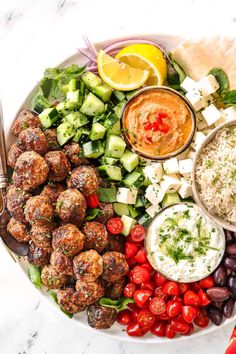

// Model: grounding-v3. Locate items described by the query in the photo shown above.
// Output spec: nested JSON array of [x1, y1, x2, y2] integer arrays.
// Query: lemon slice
[[97, 50, 149, 91], [115, 44, 167, 86]]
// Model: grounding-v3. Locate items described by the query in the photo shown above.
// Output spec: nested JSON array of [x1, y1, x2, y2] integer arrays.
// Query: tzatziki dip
[[145, 203, 225, 282]]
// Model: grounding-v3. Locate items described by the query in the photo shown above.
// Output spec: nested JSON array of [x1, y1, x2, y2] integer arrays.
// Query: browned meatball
[[95, 202, 114, 224], [6, 185, 31, 224], [75, 279, 104, 306], [17, 128, 49, 155], [7, 217, 30, 242], [57, 288, 86, 314], [27, 241, 51, 267], [13, 151, 49, 191], [101, 252, 129, 282], [103, 277, 126, 300], [41, 183, 65, 208], [67, 166, 99, 196], [30, 224, 53, 250], [44, 128, 60, 151], [45, 151, 71, 182], [11, 110, 41, 137], [41, 265, 69, 289], [24, 196, 54, 226], [82, 221, 108, 253], [73, 250, 103, 282], [56, 188, 86, 226], [52, 224, 84, 257], [63, 142, 89, 166], [50, 251, 74, 276], [7, 143, 23, 168], [87, 303, 117, 329], [106, 234, 125, 253]]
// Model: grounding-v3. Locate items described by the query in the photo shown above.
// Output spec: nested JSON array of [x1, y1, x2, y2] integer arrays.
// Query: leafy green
[[167, 53, 186, 87], [49, 291, 73, 318], [99, 297, 134, 311], [222, 90, 236, 105], [28, 264, 41, 289], [209, 68, 230, 96], [86, 208, 100, 221], [98, 187, 117, 202]]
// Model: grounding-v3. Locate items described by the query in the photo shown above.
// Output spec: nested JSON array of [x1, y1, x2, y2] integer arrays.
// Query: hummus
[[122, 88, 194, 159]]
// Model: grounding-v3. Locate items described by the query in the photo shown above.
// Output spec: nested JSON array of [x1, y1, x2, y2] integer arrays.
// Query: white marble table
[[1, 0, 236, 353]]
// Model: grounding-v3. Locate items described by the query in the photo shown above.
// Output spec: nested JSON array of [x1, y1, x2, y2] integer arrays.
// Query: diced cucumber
[[121, 215, 137, 236], [100, 156, 118, 165], [67, 90, 79, 103], [79, 81, 85, 107], [108, 120, 121, 135], [114, 100, 126, 118], [126, 89, 139, 100], [62, 84, 69, 94], [104, 114, 120, 135], [57, 122, 76, 146], [105, 134, 126, 158], [56, 100, 77, 116], [80, 93, 105, 116], [32, 95, 50, 113], [112, 90, 126, 103], [162, 192, 180, 208], [68, 78, 77, 92], [138, 213, 152, 227], [123, 171, 144, 188], [135, 195, 148, 208], [63, 112, 88, 128], [128, 205, 140, 218], [113, 203, 130, 216], [98, 165, 122, 181], [39, 107, 59, 128], [120, 150, 139, 172], [83, 141, 104, 158], [98, 187, 117, 202], [90, 122, 106, 141], [82, 71, 102, 91], [73, 127, 90, 143], [94, 84, 112, 102]]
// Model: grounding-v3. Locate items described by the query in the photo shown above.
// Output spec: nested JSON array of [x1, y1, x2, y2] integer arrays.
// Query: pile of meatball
[[6, 109, 129, 329]]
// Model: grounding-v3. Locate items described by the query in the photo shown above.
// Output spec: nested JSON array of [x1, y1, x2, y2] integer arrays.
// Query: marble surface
[[1, 0, 236, 353]]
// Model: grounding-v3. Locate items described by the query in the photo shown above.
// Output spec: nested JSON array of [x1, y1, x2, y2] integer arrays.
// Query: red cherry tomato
[[163, 281, 180, 296], [137, 309, 155, 329], [159, 312, 170, 320], [172, 295, 183, 303], [107, 217, 124, 234], [184, 290, 201, 306], [165, 323, 176, 339], [86, 193, 99, 208], [151, 321, 166, 337], [134, 289, 152, 308], [141, 262, 153, 273], [126, 256, 137, 267], [131, 307, 139, 322], [132, 265, 150, 285], [182, 306, 197, 323], [140, 281, 155, 293], [171, 319, 189, 334], [130, 224, 146, 242], [134, 247, 147, 264], [179, 283, 190, 294], [149, 297, 166, 315], [117, 309, 132, 326], [197, 289, 211, 307], [154, 286, 169, 301], [125, 242, 138, 259], [154, 272, 167, 287], [127, 322, 144, 337], [183, 323, 194, 336], [166, 300, 182, 318], [190, 282, 201, 292], [124, 283, 136, 298], [199, 276, 215, 289], [194, 309, 209, 328]]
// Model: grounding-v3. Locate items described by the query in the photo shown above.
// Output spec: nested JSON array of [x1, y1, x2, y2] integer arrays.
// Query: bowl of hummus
[[121, 86, 196, 160]]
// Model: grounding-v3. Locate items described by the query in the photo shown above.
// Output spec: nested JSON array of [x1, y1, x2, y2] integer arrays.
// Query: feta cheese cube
[[223, 106, 236, 121], [179, 159, 193, 176], [196, 112, 208, 130], [145, 184, 165, 205], [192, 132, 206, 151], [180, 76, 199, 92], [187, 150, 196, 160], [201, 104, 222, 126], [198, 75, 219, 96], [163, 158, 180, 174], [143, 163, 163, 184], [185, 89, 206, 111], [117, 188, 138, 204], [178, 178, 193, 199], [160, 174, 181, 194], [145, 204, 161, 218]]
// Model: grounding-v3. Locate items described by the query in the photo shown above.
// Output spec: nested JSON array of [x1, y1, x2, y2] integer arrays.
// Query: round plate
[[4, 33, 235, 343]]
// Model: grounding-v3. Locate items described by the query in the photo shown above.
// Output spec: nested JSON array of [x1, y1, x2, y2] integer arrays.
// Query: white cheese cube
[[198, 75, 219, 96], [185, 89, 206, 111], [160, 174, 181, 194], [179, 159, 193, 176], [143, 163, 163, 184], [117, 188, 138, 204], [163, 158, 180, 174], [196, 112, 208, 130], [146, 204, 161, 218], [192, 132, 206, 151], [201, 104, 222, 126], [187, 150, 196, 160], [223, 106, 236, 121], [180, 76, 199, 92], [178, 177, 193, 198], [145, 184, 165, 205]]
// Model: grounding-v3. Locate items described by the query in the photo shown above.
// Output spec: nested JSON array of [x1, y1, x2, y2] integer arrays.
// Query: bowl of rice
[[192, 119, 236, 232]]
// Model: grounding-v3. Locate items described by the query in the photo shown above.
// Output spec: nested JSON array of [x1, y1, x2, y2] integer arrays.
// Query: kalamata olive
[[227, 275, 236, 297], [226, 243, 236, 255], [225, 230, 234, 242], [213, 266, 227, 286], [207, 306, 223, 326], [212, 301, 224, 309], [223, 298, 235, 318], [224, 257, 236, 272], [206, 287, 230, 301]]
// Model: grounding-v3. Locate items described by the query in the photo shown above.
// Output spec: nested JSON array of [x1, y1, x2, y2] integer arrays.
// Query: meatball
[[41, 183, 65, 208], [50, 251, 74, 276], [7, 143, 23, 168], [18, 128, 49, 155], [27, 241, 51, 267], [75, 279, 104, 306], [24, 196, 54, 226], [52, 224, 84, 257], [106, 234, 125, 253], [95, 202, 114, 224], [103, 277, 126, 300], [44, 128, 60, 151], [41, 265, 69, 289], [30, 224, 53, 250], [7, 217, 30, 242], [63, 142, 89, 166], [101, 252, 129, 282], [87, 303, 117, 329], [67, 166, 99, 196], [6, 185, 31, 224], [11, 110, 41, 137], [73, 250, 103, 282], [12, 151, 49, 191], [57, 288, 86, 314], [56, 188, 86, 226], [82, 221, 108, 253], [45, 151, 71, 182]]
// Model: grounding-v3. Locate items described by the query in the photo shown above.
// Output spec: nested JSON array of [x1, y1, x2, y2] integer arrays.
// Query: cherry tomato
[[86, 193, 99, 208], [130, 224, 146, 242], [179, 283, 190, 294], [149, 297, 166, 315], [154, 286, 169, 301], [134, 289, 152, 308], [190, 282, 201, 292], [134, 247, 147, 264], [154, 272, 167, 287], [132, 265, 150, 285], [131, 306, 139, 321], [124, 283, 136, 298], [184, 290, 200, 307], [199, 276, 215, 289], [137, 309, 155, 329], [171, 319, 189, 334], [172, 296, 183, 303], [163, 281, 180, 296], [127, 322, 144, 337], [194, 309, 209, 328], [126, 256, 137, 267], [125, 242, 138, 259], [166, 300, 182, 318], [182, 306, 197, 323], [183, 323, 194, 336], [165, 324, 176, 339], [107, 217, 124, 234], [159, 312, 170, 320], [117, 309, 132, 326], [141, 262, 153, 273], [197, 289, 211, 307], [151, 321, 166, 337], [140, 281, 155, 293]]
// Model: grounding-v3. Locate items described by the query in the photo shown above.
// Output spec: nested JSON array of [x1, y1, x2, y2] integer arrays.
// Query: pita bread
[[172, 35, 236, 89]]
